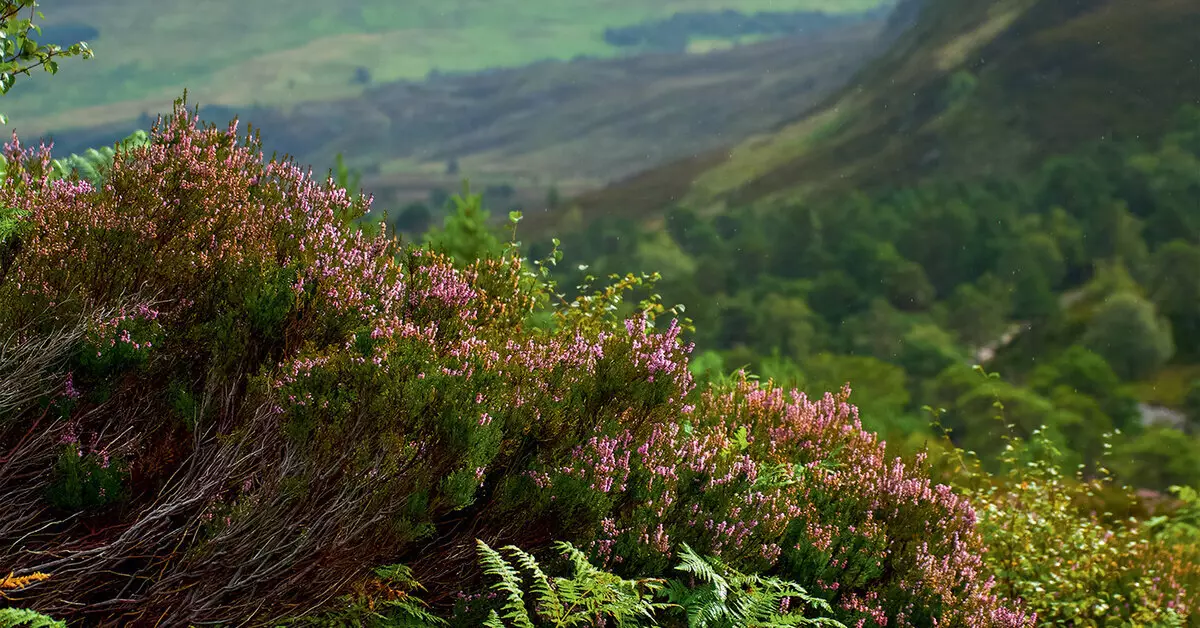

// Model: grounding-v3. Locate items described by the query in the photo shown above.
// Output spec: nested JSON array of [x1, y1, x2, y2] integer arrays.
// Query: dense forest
[[2, 1, 1200, 627], [520, 105, 1200, 492]]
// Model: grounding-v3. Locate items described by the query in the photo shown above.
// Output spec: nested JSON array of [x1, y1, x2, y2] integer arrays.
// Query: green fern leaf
[[669, 546, 845, 628], [0, 608, 66, 628], [372, 564, 423, 590], [482, 610, 506, 628], [476, 540, 534, 628], [675, 544, 728, 601], [505, 545, 565, 624]]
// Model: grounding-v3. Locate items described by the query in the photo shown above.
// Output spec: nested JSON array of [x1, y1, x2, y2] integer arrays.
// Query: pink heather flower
[[63, 372, 81, 399]]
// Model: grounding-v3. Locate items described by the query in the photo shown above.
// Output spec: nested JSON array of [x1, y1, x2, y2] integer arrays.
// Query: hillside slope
[[258, 23, 881, 182], [549, 0, 1200, 228], [10, 0, 886, 135], [42, 20, 887, 212]]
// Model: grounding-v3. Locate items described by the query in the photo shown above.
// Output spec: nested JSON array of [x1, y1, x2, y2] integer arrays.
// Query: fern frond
[[0, 608, 66, 628], [378, 597, 447, 628], [555, 541, 601, 580], [674, 544, 728, 601], [372, 564, 424, 590], [482, 610, 507, 628], [476, 540, 534, 628], [668, 548, 845, 628], [505, 545, 564, 624]]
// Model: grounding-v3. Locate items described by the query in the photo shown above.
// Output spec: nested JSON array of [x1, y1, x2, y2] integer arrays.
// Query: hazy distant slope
[[8, 0, 887, 135], [228, 22, 882, 184], [37, 14, 890, 214], [554, 0, 1200, 227]]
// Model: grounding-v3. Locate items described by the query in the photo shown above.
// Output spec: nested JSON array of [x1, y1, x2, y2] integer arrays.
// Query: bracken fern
[[668, 544, 843, 628], [477, 539, 668, 628], [0, 609, 64, 628]]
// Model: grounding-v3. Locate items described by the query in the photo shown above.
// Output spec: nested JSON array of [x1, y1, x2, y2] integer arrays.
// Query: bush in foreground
[[0, 99, 1033, 626]]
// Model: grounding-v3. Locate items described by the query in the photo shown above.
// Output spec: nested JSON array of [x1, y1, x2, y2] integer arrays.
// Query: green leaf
[[0, 608, 67, 628]]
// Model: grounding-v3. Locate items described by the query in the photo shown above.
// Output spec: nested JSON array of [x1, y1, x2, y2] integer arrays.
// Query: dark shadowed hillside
[[543, 0, 1200, 231]]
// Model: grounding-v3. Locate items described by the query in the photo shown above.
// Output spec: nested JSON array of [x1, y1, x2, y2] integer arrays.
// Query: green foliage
[[0, 609, 65, 628], [541, 102, 1200, 481], [1185, 380, 1200, 435], [667, 544, 842, 628], [11, 64, 1200, 626], [963, 431, 1199, 626], [0, 0, 94, 123], [0, 0, 99, 252], [46, 129, 150, 185], [942, 368, 1200, 626], [1152, 486, 1200, 545], [1081, 292, 1175, 382], [1110, 427, 1200, 493], [476, 540, 668, 627], [285, 564, 446, 628], [940, 70, 978, 113], [295, 541, 849, 627], [1027, 345, 1141, 433], [0, 204, 23, 246], [423, 182, 506, 265], [1148, 240, 1200, 361], [44, 444, 128, 512]]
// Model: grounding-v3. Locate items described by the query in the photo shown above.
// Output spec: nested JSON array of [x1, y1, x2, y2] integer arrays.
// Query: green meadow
[[12, 0, 885, 134]]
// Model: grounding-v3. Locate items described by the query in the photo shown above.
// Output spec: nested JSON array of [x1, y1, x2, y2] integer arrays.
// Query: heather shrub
[[495, 375, 1033, 627], [0, 99, 1029, 626], [0, 99, 702, 624]]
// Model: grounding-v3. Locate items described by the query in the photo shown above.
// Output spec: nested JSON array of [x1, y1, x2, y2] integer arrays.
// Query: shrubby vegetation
[[1, 2, 1198, 625], [2, 94, 1197, 626], [0, 97, 1040, 626]]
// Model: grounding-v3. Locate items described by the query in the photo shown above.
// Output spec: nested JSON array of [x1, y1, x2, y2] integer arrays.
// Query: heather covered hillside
[[2, 1, 1200, 627]]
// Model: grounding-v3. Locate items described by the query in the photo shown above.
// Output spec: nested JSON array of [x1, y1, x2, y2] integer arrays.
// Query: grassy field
[[7, 0, 885, 136]]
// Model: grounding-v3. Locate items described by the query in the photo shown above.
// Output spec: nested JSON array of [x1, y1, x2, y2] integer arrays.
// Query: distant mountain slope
[[245, 21, 882, 182], [548, 0, 1200, 230], [9, 0, 888, 135], [41, 19, 888, 212]]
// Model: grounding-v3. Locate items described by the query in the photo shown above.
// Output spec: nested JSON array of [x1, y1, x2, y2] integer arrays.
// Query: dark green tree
[[1148, 240, 1200, 360], [393, 202, 433, 235], [423, 183, 504, 265], [1081, 292, 1175, 382], [1028, 345, 1141, 433], [897, 322, 964, 381], [1184, 380, 1200, 436], [940, 278, 1011, 350], [752, 293, 819, 359], [1112, 427, 1200, 493]]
